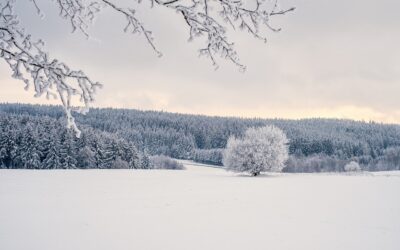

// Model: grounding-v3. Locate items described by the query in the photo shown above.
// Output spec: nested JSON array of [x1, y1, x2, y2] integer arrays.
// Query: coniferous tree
[[59, 130, 77, 169], [43, 136, 61, 169], [20, 125, 41, 169], [140, 150, 152, 169], [77, 146, 96, 169]]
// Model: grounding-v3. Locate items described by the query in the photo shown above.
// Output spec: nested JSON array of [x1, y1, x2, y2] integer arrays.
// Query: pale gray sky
[[1, 0, 400, 122]]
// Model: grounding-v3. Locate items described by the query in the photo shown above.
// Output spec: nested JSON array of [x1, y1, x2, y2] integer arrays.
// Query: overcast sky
[[1, 0, 399, 123]]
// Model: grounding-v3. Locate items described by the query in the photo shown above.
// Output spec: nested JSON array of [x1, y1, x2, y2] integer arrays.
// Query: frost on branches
[[0, 0, 294, 136], [0, 1, 101, 137], [223, 125, 289, 176]]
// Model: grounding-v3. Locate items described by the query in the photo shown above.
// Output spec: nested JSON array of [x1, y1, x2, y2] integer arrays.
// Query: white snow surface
[[1, 161, 400, 250]]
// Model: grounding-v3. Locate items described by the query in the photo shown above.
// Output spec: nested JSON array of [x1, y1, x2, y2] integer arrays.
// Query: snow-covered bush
[[284, 154, 346, 173], [223, 126, 289, 176], [150, 155, 185, 170], [344, 161, 361, 172]]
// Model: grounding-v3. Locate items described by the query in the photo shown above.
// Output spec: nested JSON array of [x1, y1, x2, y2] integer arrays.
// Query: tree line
[[0, 114, 146, 169], [1, 103, 400, 171]]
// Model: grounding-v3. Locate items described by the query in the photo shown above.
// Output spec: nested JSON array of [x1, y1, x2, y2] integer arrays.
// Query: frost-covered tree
[[0, 119, 14, 167], [77, 146, 96, 169], [140, 150, 152, 169], [223, 125, 288, 176], [344, 161, 361, 172], [43, 137, 61, 169], [0, 0, 294, 135], [19, 125, 42, 169], [59, 130, 78, 169], [102, 139, 120, 168]]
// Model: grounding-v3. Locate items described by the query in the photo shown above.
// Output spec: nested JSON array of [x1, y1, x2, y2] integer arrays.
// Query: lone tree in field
[[0, 0, 294, 136], [223, 125, 288, 176]]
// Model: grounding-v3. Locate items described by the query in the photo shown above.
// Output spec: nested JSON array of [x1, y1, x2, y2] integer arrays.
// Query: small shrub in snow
[[344, 161, 361, 172], [223, 125, 289, 176], [150, 155, 185, 170]]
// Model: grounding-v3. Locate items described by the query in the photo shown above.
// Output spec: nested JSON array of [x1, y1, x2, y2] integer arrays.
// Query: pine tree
[[77, 146, 95, 169], [0, 117, 17, 168], [0, 121, 10, 167], [59, 130, 77, 169], [43, 136, 61, 169], [126, 144, 140, 169], [20, 125, 42, 169], [140, 150, 152, 169], [92, 139, 106, 168], [102, 139, 122, 168]]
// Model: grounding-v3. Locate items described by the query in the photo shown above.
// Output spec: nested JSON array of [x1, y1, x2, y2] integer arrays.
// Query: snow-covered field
[[1, 162, 400, 250]]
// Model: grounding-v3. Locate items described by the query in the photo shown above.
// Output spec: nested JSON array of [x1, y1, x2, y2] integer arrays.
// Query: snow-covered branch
[[151, 0, 294, 70], [0, 1, 101, 137], [1, 0, 293, 136]]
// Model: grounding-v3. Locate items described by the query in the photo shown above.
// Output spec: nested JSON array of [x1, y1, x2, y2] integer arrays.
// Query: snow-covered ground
[[1, 162, 399, 250]]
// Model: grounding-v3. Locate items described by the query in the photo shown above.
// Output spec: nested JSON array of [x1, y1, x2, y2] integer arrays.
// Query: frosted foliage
[[344, 161, 361, 172], [0, 1, 103, 137], [0, 0, 293, 136], [223, 125, 288, 176]]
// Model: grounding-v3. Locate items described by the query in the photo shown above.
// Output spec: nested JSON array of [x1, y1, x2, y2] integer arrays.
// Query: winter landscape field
[[1, 161, 399, 250], [1, 1, 400, 250]]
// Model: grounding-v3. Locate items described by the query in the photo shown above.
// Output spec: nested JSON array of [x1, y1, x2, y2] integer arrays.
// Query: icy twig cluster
[[152, 0, 294, 70]]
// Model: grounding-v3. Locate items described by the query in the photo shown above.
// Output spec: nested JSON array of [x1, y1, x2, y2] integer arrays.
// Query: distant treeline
[[1, 103, 400, 171]]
